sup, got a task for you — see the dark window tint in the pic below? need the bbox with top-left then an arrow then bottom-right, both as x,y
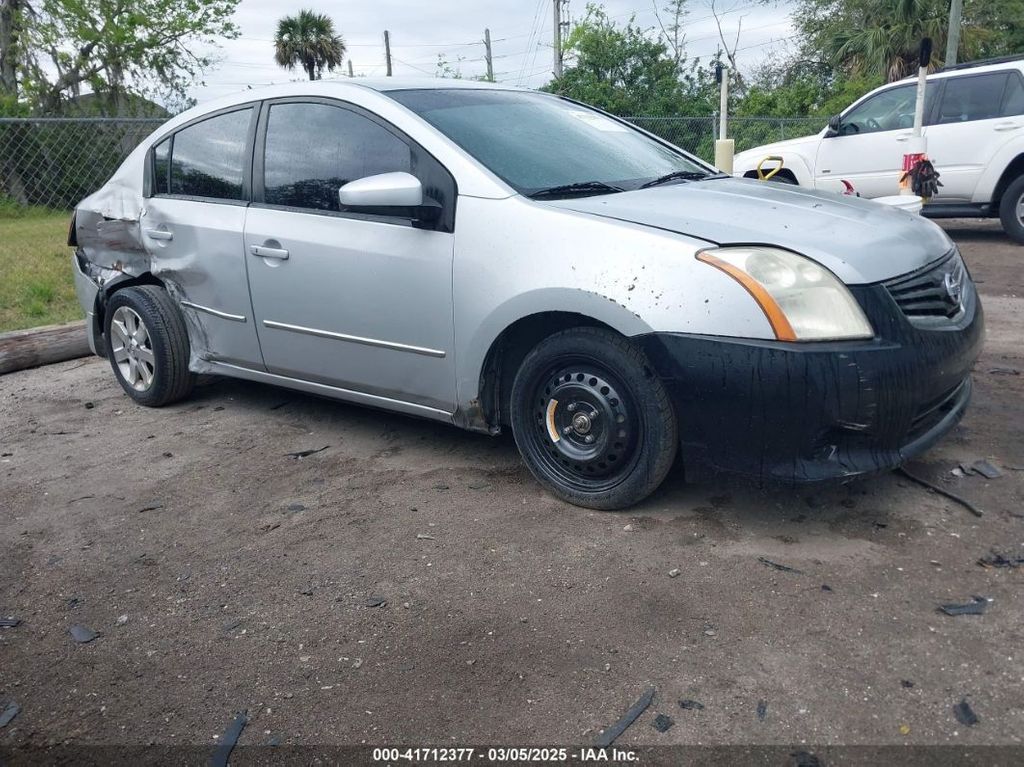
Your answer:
840,84 -> 938,134
937,73 -> 1008,123
1003,74 -> 1024,117
263,102 -> 412,211
169,108 -> 252,200
153,138 -> 170,195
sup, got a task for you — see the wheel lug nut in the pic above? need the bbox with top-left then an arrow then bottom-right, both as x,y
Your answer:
585,435 -> 595,444
562,426 -> 573,435
567,403 -> 577,412
590,410 -> 598,419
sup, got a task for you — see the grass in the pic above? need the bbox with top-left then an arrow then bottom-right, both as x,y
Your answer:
0,207 -> 82,333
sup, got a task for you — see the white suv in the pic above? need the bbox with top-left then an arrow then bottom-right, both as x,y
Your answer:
733,56 -> 1024,243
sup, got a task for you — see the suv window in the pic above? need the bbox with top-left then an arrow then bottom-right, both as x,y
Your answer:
262,102 -> 412,211
1003,74 -> 1024,117
937,73 -> 1009,123
840,84 -> 931,135
167,108 -> 253,200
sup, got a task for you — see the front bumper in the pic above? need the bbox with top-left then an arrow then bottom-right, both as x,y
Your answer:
638,275 -> 984,482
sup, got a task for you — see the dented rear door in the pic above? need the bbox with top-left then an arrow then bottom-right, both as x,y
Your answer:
141,105 -> 264,369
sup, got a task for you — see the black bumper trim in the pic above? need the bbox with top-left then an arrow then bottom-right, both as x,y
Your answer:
638,282 -> 984,483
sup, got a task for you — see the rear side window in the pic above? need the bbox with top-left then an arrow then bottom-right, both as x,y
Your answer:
936,73 -> 1008,123
1003,74 -> 1024,117
168,108 -> 253,200
153,138 -> 170,195
262,102 -> 412,211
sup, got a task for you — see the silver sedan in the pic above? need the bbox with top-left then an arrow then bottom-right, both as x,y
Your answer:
70,80 -> 983,509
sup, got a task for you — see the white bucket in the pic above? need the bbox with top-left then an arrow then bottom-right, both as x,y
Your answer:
872,195 -> 923,215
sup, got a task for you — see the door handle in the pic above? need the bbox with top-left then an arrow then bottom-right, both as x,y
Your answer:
895,132 -> 913,142
994,122 -> 1021,132
144,228 -> 173,241
250,244 -> 290,260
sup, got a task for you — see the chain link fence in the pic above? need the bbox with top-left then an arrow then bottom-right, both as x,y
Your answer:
0,118 -> 165,212
0,115 -> 828,213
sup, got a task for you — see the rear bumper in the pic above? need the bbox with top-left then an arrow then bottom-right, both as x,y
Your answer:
71,250 -> 102,357
638,280 -> 984,482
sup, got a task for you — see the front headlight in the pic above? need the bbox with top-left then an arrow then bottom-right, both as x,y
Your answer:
697,246 -> 874,341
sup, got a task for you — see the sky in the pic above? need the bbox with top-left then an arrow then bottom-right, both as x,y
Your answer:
191,0 -> 798,103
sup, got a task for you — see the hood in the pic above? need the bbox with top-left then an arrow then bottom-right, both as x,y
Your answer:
734,134 -> 820,164
547,177 -> 952,284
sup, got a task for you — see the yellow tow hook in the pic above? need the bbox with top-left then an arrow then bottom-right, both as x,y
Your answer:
756,155 -> 785,182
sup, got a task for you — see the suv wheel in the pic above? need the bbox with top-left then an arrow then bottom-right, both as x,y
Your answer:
999,175 -> 1024,244
105,286 -> 194,407
509,327 -> 678,510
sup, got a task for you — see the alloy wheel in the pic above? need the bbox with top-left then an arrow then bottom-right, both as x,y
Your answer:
109,306 -> 156,392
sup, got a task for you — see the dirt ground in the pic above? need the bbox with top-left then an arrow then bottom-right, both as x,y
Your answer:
1,220 -> 1023,756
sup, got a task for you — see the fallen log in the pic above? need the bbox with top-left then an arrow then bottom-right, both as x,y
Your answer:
0,321 -> 91,375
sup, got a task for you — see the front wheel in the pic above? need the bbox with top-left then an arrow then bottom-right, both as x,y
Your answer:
999,175 -> 1024,245
509,327 -> 678,510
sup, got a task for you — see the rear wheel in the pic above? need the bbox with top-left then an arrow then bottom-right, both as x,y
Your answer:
999,175 -> 1024,244
105,286 -> 194,407
509,327 -> 678,510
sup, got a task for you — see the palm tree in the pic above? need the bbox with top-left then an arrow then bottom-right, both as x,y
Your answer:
274,10 -> 345,81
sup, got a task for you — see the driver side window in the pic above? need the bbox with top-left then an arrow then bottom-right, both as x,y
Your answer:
841,84 -> 926,136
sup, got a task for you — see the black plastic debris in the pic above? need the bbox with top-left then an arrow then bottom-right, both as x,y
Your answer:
898,467 -> 984,517
211,710 -> 248,767
757,700 -> 768,721
0,701 -> 20,727
758,556 -> 804,574
69,624 -> 99,643
987,367 -> 1020,376
977,551 -> 1024,569
678,699 -> 705,711
953,698 -> 979,727
901,680 -> 915,689
593,686 -> 655,747
938,596 -> 988,617
364,596 -> 387,608
0,618 -> 20,629
821,584 -> 833,592
971,459 -> 1002,479
285,446 -> 329,459
791,751 -> 822,767
137,503 -> 163,513
651,713 -> 674,732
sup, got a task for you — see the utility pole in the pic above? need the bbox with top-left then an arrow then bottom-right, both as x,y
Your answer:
347,59 -> 354,77
945,0 -> 963,66
384,30 -> 393,77
552,0 -> 563,78
484,28 -> 494,82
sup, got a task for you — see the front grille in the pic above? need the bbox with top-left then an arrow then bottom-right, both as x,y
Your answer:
884,251 -> 967,320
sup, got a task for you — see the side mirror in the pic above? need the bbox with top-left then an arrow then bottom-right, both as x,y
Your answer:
825,114 -> 842,138
339,171 -> 424,208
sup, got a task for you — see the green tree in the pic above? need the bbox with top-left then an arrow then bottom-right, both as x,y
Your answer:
9,0 -> 239,115
790,0 -> 1024,82
273,9 -> 345,81
546,4 -> 699,116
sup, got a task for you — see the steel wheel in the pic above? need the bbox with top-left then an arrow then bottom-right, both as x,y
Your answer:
522,358 -> 642,493
109,306 -> 156,392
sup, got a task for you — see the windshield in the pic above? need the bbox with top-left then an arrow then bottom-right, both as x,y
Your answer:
386,88 -> 711,197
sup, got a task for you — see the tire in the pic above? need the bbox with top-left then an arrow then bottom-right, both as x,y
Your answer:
999,175 -> 1024,244
104,285 -> 194,407
509,327 -> 678,510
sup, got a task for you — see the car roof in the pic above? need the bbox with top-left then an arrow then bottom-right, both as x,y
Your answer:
189,78 -> 536,116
